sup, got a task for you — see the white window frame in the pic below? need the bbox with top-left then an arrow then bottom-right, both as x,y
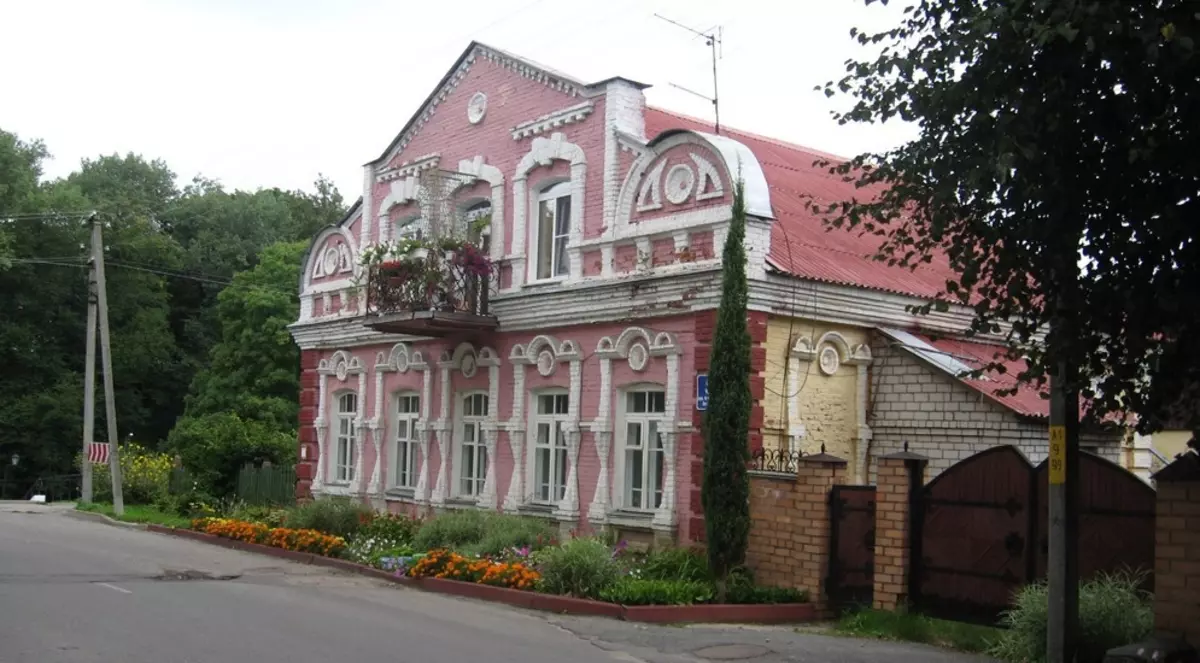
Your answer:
395,216 -> 425,241
456,391 -> 489,499
615,386 -> 667,511
334,391 -> 358,483
528,390 -> 570,505
533,181 -> 571,282
391,392 -> 420,490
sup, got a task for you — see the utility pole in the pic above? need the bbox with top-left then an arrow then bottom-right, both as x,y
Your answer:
80,214 -> 100,503
1047,359 -> 1080,663
91,213 -> 124,515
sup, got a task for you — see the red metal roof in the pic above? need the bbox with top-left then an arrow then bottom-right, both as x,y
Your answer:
915,333 -> 1050,418
644,107 -> 958,298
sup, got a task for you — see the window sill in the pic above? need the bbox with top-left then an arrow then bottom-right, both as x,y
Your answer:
523,276 -> 568,288
384,488 -> 416,501
607,509 -> 658,531
442,498 -> 482,510
518,503 -> 555,517
326,481 -> 352,488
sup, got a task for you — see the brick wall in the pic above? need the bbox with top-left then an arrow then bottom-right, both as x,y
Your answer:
1154,455 -> 1200,644
295,349 -> 320,499
869,339 -> 1121,480
745,455 -> 847,613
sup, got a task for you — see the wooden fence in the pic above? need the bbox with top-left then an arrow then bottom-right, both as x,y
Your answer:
235,464 -> 295,505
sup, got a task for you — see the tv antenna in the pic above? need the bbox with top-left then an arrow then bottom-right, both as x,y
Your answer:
654,13 -> 722,135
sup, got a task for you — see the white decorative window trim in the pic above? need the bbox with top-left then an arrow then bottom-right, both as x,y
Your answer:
788,333 -> 874,468
455,156 -> 506,262
454,390 -> 490,500
373,343 -> 430,495
511,101 -> 594,140
510,132 -> 586,289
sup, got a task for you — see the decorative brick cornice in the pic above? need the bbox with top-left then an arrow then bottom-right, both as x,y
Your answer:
511,101 -> 595,140
376,154 -> 441,183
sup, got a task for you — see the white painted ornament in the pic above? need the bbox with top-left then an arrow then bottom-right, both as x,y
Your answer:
467,92 -> 488,124
664,164 -> 696,204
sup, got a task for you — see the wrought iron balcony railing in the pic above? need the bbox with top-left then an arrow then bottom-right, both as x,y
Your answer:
364,248 -> 498,335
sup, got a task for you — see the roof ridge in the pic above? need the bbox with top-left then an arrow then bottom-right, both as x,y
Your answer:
645,106 -> 850,163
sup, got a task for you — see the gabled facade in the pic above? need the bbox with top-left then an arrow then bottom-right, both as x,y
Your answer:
289,43 -> 1122,544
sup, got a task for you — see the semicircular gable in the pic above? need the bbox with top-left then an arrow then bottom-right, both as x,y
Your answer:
303,225 -> 360,293
613,130 -> 773,237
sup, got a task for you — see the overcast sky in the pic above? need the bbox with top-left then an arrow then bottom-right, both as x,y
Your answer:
1,0 -> 914,199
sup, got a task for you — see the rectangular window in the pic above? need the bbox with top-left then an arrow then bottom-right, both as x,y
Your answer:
393,394 -> 420,489
621,389 -> 666,510
459,393 -> 489,497
335,392 -> 358,483
536,184 -> 570,280
532,392 -> 570,503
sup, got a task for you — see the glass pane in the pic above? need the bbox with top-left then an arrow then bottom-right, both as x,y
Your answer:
631,391 -> 646,413
537,200 -> 554,279
555,196 -> 571,236
480,447 -> 488,483
554,234 -> 568,277
464,423 -> 476,443
538,395 -> 553,414
627,446 -> 643,509
397,420 -> 408,440
555,447 -> 568,501
626,422 -> 643,448
650,391 -> 665,413
652,440 -> 665,509
556,394 -> 569,414
536,447 -> 550,501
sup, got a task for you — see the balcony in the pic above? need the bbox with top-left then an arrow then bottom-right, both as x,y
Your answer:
364,243 -> 498,337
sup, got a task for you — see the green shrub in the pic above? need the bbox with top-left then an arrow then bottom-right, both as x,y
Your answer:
725,584 -> 810,604
640,546 -> 711,583
537,538 -> 619,599
167,412 -> 296,497
599,578 -> 714,606
413,511 -> 557,556
92,442 -> 172,505
284,498 -> 374,538
230,503 -> 290,527
990,572 -> 1153,663
346,514 -> 420,564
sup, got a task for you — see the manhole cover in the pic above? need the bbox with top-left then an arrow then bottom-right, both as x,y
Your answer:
692,644 -> 772,660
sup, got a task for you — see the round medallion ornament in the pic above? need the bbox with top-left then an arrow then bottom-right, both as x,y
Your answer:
461,352 -> 478,378
394,352 -> 409,374
467,92 -> 488,125
818,346 -> 841,376
627,343 -> 649,372
536,350 -> 556,377
335,360 -> 349,382
322,246 -> 339,275
664,164 -> 696,205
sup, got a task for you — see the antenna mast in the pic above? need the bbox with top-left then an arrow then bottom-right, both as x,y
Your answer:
655,14 -> 722,135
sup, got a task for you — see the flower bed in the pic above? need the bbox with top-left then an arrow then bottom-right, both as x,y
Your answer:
192,517 -> 346,557
178,510 -> 813,623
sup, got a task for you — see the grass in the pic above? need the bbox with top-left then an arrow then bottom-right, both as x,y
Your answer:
76,502 -> 191,529
835,609 -> 1003,654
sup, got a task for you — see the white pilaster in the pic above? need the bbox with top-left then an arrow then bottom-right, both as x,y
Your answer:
361,165 -> 373,248
431,361 -> 452,506
652,353 -> 681,529
502,357 -> 527,512
510,178 -> 527,289
415,365 -> 433,505
313,372 -> 328,492
350,370 -> 367,493
587,353 -> 614,524
554,357 -> 583,520
479,361 -> 501,509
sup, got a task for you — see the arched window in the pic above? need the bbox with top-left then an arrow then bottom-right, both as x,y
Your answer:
335,392 -> 358,483
395,217 -> 425,241
535,181 -> 571,280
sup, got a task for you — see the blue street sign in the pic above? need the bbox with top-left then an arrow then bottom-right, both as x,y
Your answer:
696,374 -> 709,411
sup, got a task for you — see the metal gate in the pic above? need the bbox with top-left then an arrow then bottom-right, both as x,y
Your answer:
910,445 -> 1156,624
826,485 -> 876,612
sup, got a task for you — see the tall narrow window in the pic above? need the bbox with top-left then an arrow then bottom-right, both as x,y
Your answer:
532,392 -> 570,503
621,389 -> 666,510
459,393 -> 489,497
335,392 -> 358,483
536,182 -> 571,280
392,394 -> 420,489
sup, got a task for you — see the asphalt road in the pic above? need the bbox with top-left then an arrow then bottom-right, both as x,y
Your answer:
0,502 -> 994,663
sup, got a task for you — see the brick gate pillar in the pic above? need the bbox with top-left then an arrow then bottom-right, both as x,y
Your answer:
873,448 -> 928,611
1153,450 -> 1200,644
796,450 -> 848,616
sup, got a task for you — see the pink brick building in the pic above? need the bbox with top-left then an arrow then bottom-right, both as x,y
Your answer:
289,42 -> 1122,546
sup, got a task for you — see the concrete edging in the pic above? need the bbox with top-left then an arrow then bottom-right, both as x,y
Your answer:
145,525 -> 816,624
66,508 -> 149,530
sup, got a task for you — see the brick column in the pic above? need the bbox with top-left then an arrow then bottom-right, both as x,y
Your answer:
295,349 -> 321,500
1153,452 -> 1200,644
796,452 -> 848,615
873,449 -> 927,611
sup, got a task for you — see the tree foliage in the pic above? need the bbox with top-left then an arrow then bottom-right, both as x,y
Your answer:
702,181 -> 752,600
819,0 -> 1199,432
167,412 -> 296,497
0,127 -> 344,485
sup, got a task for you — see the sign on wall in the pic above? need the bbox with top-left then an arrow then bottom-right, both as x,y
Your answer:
697,374 -> 709,411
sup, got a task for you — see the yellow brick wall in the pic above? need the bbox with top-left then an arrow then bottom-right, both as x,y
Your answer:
1155,480 -> 1200,644
763,317 -> 870,472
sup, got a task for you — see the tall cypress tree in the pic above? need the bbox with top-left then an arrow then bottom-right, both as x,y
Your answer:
702,180 -> 752,601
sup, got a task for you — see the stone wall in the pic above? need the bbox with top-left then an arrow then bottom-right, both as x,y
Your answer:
868,339 -> 1121,480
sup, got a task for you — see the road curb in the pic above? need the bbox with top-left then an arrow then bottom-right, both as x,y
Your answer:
65,508 -> 148,530
145,525 -> 818,625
